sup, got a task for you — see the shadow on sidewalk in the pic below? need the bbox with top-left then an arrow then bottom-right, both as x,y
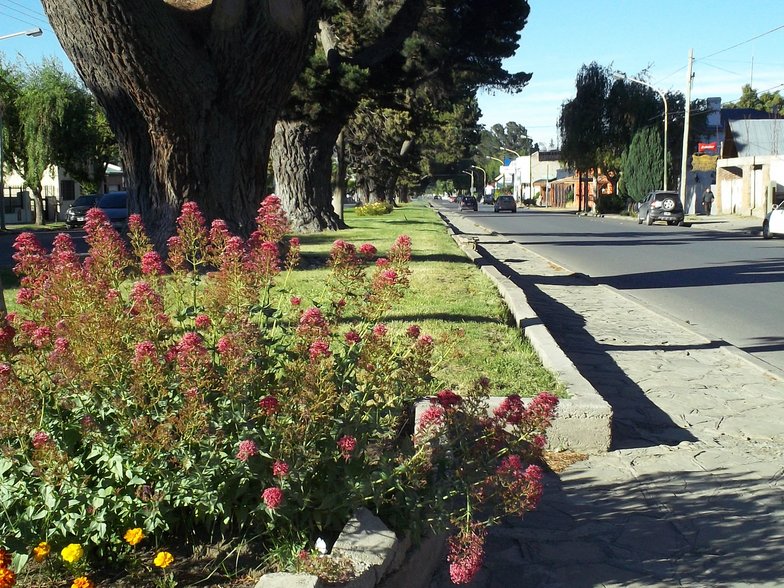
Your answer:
487,255 -> 698,450
431,464 -> 784,587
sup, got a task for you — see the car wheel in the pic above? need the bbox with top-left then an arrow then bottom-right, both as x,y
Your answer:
645,212 -> 653,226
666,220 -> 676,226
637,216 -> 643,224
763,221 -> 771,239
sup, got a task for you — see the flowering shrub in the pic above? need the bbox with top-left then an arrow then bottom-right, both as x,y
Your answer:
0,194 -> 557,585
353,201 -> 393,216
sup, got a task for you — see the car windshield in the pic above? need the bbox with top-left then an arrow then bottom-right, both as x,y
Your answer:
72,196 -> 97,207
99,193 -> 127,209
499,196 -> 513,202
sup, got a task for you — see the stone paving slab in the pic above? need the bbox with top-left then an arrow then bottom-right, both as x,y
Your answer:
429,208 -> 784,588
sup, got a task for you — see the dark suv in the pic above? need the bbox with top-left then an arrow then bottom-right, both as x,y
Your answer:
97,191 -> 129,231
458,195 -> 478,212
65,195 -> 99,228
637,190 -> 684,226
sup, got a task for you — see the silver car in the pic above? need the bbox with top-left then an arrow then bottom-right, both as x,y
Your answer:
763,201 -> 784,239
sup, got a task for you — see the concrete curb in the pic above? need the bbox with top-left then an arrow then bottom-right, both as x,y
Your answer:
438,212 -> 612,454
256,509 -> 445,588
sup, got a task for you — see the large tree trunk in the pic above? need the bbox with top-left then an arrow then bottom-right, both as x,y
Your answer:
41,0 -> 321,245
32,187 -> 45,226
272,118 -> 346,232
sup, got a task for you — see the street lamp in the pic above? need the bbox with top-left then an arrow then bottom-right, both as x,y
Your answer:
461,170 -> 474,194
470,165 -> 486,192
613,72 -> 668,190
0,28 -> 43,41
486,156 -> 507,191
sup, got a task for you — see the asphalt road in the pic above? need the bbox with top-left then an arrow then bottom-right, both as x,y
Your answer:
449,202 -> 784,374
0,228 -> 89,270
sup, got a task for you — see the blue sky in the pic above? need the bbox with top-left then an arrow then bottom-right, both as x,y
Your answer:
2,0 -> 783,150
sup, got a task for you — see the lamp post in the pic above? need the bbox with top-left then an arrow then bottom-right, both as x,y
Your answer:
613,72 -> 668,190
461,170 -> 474,195
0,28 -> 43,41
470,165 -> 486,194
486,156 -> 506,191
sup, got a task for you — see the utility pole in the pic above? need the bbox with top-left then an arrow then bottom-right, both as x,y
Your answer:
679,48 -> 694,210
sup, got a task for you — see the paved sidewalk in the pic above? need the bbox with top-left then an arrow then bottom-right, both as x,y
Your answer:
429,209 -> 784,588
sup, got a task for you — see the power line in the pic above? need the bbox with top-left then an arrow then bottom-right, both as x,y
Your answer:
654,24 -> 784,87
0,8 -> 41,29
0,0 -> 49,25
699,24 -> 784,61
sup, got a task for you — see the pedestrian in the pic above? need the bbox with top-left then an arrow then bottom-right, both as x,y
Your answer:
702,187 -> 715,216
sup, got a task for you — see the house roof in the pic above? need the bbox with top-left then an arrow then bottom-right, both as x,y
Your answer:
720,108 -> 773,126
726,119 -> 784,157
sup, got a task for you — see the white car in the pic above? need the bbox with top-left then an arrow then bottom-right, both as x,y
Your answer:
762,201 -> 784,239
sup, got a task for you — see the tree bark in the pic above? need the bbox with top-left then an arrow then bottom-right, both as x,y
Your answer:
40,0 -> 321,245
32,187 -> 44,226
272,118 -> 346,232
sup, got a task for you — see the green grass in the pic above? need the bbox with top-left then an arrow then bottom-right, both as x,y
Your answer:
0,203 -> 566,398
286,203 -> 565,398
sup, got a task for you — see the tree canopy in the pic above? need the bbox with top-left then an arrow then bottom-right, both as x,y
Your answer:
723,84 -> 784,113
272,0 -> 532,230
619,126 -> 664,202
1,59 -> 112,223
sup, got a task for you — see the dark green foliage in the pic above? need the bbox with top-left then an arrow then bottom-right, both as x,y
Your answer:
620,126 -> 663,202
723,84 -> 784,113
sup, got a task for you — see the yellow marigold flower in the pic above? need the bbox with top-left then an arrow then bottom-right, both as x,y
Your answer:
71,576 -> 94,588
123,528 -> 145,546
0,567 -> 16,588
61,543 -> 84,564
153,551 -> 174,569
0,548 -> 10,568
32,541 -> 50,562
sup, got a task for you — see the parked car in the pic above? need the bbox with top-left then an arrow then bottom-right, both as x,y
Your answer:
494,195 -> 517,213
637,190 -> 684,226
458,195 -> 478,211
762,201 -> 784,239
482,193 -> 495,205
64,194 -> 99,228
97,191 -> 129,231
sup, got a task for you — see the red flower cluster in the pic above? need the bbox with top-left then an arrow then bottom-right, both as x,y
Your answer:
337,435 -> 357,460
309,339 -> 332,360
31,431 -> 50,449
358,243 -> 377,258
493,393 -> 524,424
133,341 -> 158,365
258,396 -> 279,416
236,439 -> 259,462
272,460 -> 290,478
262,487 -> 284,510
254,195 -> 290,243
435,389 -> 462,409
417,404 -> 445,433
344,330 -> 361,345
447,525 -> 486,584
